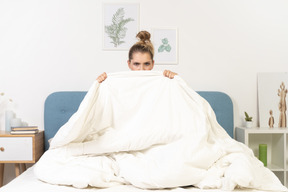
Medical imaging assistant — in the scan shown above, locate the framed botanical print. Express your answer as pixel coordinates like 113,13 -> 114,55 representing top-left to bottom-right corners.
152,28 -> 178,64
103,3 -> 139,50
258,72 -> 288,128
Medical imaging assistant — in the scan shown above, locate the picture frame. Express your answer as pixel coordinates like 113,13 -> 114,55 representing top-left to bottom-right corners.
258,72 -> 288,128
103,3 -> 139,50
152,28 -> 178,64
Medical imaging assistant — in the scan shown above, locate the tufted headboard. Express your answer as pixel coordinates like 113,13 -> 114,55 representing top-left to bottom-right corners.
44,91 -> 234,151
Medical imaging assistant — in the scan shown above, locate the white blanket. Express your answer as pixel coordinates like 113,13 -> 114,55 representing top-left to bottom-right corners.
34,71 -> 287,191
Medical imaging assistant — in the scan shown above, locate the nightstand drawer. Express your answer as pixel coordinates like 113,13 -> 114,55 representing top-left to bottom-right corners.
0,137 -> 33,161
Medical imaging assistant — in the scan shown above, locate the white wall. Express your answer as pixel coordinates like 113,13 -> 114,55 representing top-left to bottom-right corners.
0,0 -> 287,185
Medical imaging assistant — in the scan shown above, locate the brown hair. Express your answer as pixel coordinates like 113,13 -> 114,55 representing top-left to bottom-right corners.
128,31 -> 154,61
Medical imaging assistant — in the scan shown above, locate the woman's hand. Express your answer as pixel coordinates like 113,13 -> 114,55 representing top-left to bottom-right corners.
96,72 -> 107,83
163,70 -> 177,79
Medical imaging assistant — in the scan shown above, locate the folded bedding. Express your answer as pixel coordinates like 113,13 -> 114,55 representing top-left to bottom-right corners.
34,71 -> 287,191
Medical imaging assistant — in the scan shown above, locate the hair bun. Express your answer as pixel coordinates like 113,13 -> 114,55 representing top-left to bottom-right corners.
136,31 -> 151,43
128,30 -> 154,60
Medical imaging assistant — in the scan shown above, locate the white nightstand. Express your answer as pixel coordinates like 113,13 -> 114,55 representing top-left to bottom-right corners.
235,127 -> 287,187
0,130 -> 44,187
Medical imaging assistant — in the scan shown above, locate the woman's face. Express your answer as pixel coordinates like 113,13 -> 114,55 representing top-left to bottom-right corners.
127,52 -> 154,71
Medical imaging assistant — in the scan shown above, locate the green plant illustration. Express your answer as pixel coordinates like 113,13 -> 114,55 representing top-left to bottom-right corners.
105,8 -> 134,47
158,38 -> 172,52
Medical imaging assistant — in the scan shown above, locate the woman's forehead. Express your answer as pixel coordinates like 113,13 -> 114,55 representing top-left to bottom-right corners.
131,52 -> 152,61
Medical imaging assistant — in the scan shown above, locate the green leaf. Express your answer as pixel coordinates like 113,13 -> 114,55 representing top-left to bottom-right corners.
244,111 -> 252,121
158,45 -> 165,52
165,45 -> 171,52
104,7 -> 134,47
112,8 -> 125,25
162,38 -> 168,45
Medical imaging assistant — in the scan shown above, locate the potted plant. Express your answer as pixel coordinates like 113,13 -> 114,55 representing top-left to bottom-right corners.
244,111 -> 253,128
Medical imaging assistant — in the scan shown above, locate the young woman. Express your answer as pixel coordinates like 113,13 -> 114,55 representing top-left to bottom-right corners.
97,31 -> 177,83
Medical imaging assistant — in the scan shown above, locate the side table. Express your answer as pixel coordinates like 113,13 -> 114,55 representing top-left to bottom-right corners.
0,130 -> 44,187
235,127 -> 287,187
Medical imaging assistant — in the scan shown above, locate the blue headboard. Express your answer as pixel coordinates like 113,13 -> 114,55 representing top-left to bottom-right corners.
44,91 -> 234,150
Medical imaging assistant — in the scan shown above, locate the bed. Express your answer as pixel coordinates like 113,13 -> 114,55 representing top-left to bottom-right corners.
0,91 -> 238,192
0,72 -> 286,191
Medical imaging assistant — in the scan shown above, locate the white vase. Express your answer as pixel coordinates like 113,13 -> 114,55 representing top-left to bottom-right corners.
246,121 -> 253,128
5,110 -> 15,132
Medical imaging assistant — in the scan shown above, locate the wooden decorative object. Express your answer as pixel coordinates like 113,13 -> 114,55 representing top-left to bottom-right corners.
278,82 -> 287,128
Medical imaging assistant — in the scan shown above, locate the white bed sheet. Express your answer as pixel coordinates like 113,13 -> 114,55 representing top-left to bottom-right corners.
0,166 -> 268,192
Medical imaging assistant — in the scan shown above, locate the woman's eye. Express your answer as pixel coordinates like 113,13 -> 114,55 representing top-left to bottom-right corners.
145,63 -> 150,66
133,63 -> 140,66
